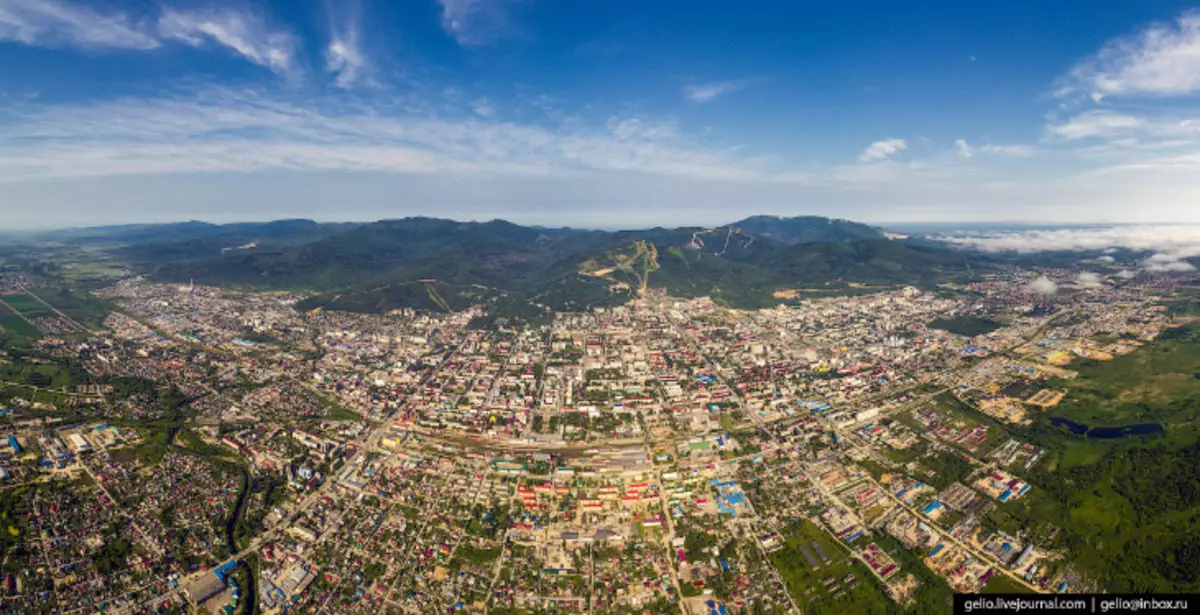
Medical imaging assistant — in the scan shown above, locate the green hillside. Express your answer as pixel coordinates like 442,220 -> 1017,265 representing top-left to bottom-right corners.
733,215 -> 883,244
70,216 -> 991,315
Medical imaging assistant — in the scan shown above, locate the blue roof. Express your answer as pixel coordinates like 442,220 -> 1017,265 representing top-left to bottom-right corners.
214,560 -> 238,580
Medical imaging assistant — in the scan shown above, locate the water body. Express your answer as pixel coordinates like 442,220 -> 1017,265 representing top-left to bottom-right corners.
1050,417 -> 1088,435
1050,417 -> 1164,439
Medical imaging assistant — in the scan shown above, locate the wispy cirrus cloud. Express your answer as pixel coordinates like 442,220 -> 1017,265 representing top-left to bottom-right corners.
471,97 -> 495,116
683,79 -> 756,103
0,0 -> 301,77
0,89 -> 769,182
954,139 -> 973,158
1046,110 -> 1148,140
981,144 -> 1033,156
0,0 -> 159,50
158,7 -> 299,77
1056,10 -> 1200,99
858,138 -> 907,162
436,0 -> 517,46
1044,108 -> 1200,162
324,1 -> 369,88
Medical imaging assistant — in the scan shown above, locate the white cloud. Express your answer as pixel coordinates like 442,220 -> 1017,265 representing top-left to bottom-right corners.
1076,271 -> 1104,288
940,226 -> 1200,275
326,38 -> 364,88
0,1 -> 308,79
1144,259 -> 1197,272
1047,110 -> 1147,140
1096,254 -> 1116,263
684,79 -> 754,103
954,139 -> 973,158
940,226 -> 1200,256
0,0 -> 159,49
324,2 -> 368,89
472,98 -> 495,117
436,0 -> 514,46
1026,276 -> 1058,295
1057,10 -> 1200,98
1116,269 -> 1139,279
858,138 -> 907,162
1046,109 -> 1200,153
981,144 -> 1033,156
157,7 -> 299,77
0,89 -> 771,183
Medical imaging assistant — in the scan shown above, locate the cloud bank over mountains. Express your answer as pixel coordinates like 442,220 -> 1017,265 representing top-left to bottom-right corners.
937,225 -> 1200,273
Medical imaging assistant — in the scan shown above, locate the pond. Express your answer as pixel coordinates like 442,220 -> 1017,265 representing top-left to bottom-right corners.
1050,417 -> 1164,439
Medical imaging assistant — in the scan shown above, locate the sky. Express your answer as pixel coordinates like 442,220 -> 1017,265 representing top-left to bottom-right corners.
4,1 -> 1200,229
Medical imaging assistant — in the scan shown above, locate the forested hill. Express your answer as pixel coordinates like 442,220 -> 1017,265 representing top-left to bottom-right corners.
53,215 -> 988,314
732,215 -> 884,244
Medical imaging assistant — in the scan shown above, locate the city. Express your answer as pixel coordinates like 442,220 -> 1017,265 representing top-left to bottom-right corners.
4,0 -> 1200,612
0,259 -> 1194,614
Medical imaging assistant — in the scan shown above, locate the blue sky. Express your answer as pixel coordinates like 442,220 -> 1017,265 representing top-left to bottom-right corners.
3,0 -> 1200,228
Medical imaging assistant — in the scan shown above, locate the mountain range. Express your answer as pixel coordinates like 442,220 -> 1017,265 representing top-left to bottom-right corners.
33,215 -> 988,320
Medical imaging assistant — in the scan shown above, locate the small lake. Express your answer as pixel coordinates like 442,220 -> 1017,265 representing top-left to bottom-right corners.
1050,417 -> 1164,439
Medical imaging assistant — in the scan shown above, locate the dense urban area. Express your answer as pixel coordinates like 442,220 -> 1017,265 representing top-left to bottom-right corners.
0,228 -> 1198,615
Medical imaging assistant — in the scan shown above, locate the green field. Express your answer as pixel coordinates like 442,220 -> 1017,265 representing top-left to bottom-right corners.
27,287 -> 112,330
0,293 -> 46,314
0,361 -> 76,390
1003,321 -> 1200,594
0,314 -> 41,339
928,316 -> 1004,337
887,324 -> 1200,593
1047,323 -> 1200,428
771,519 -> 894,615
982,574 -> 1035,594
55,258 -> 132,283
0,300 -> 41,339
